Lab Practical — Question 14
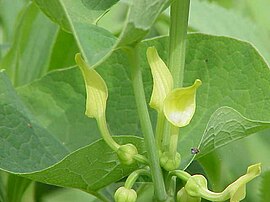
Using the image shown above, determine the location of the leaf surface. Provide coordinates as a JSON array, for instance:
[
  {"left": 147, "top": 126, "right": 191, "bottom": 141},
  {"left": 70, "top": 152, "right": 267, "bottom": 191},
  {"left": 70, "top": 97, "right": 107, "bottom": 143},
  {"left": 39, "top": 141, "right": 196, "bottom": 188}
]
[
  {"left": 0, "top": 69, "right": 145, "bottom": 192},
  {"left": 117, "top": 0, "right": 170, "bottom": 46},
  {"left": 34, "top": 0, "right": 117, "bottom": 66},
  {"left": 1, "top": 34, "right": 270, "bottom": 191},
  {"left": 196, "top": 107, "right": 270, "bottom": 158},
  {"left": 17, "top": 34, "right": 270, "bottom": 169},
  {"left": 189, "top": 0, "right": 270, "bottom": 64},
  {"left": 23, "top": 137, "right": 144, "bottom": 192},
  {"left": 0, "top": 3, "right": 58, "bottom": 86}
]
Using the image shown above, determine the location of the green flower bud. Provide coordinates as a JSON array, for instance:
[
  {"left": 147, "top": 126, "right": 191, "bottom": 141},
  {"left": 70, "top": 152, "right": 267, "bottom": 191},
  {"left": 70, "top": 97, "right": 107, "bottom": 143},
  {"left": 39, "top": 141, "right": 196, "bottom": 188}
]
[
  {"left": 177, "top": 188, "right": 201, "bottom": 202},
  {"left": 160, "top": 151, "right": 181, "bottom": 171},
  {"left": 75, "top": 53, "right": 108, "bottom": 119},
  {"left": 117, "top": 144, "right": 138, "bottom": 165},
  {"left": 185, "top": 175, "right": 208, "bottom": 197},
  {"left": 163, "top": 79, "right": 202, "bottom": 127},
  {"left": 114, "top": 187, "right": 137, "bottom": 202},
  {"left": 146, "top": 47, "right": 173, "bottom": 112}
]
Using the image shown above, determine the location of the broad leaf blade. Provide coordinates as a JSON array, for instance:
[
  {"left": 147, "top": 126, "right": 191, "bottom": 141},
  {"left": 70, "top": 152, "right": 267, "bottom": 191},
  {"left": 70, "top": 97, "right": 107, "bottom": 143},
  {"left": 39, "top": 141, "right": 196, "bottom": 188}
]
[
  {"left": 0, "top": 0, "right": 27, "bottom": 43},
  {"left": 17, "top": 67, "right": 101, "bottom": 152},
  {"left": 0, "top": 70, "right": 145, "bottom": 192},
  {"left": 48, "top": 29, "right": 79, "bottom": 70},
  {"left": 81, "top": 0, "right": 119, "bottom": 11},
  {"left": 19, "top": 34, "right": 270, "bottom": 169},
  {"left": 34, "top": 0, "right": 117, "bottom": 67},
  {"left": 34, "top": 0, "right": 116, "bottom": 32},
  {"left": 140, "top": 34, "right": 270, "bottom": 168},
  {"left": 118, "top": 0, "right": 170, "bottom": 46},
  {"left": 0, "top": 70, "right": 68, "bottom": 172},
  {"left": 23, "top": 137, "right": 145, "bottom": 192},
  {"left": 196, "top": 107, "right": 270, "bottom": 158},
  {"left": 189, "top": 0, "right": 270, "bottom": 64},
  {"left": 0, "top": 3, "right": 58, "bottom": 86}
]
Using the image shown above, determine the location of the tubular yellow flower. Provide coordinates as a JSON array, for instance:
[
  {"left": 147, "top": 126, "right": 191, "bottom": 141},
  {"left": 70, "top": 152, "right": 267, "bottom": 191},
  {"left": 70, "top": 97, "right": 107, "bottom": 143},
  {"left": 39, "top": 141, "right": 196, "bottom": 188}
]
[
  {"left": 184, "top": 163, "right": 261, "bottom": 202},
  {"left": 147, "top": 47, "right": 173, "bottom": 112},
  {"left": 75, "top": 53, "right": 108, "bottom": 119},
  {"left": 163, "top": 79, "right": 202, "bottom": 127}
]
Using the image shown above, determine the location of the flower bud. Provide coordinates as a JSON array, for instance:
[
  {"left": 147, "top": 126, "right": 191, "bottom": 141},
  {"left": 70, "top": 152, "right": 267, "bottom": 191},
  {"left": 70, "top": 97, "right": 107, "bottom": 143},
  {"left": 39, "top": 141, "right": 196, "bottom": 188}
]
[
  {"left": 117, "top": 144, "right": 138, "bottom": 165},
  {"left": 114, "top": 187, "right": 137, "bottom": 202},
  {"left": 185, "top": 175, "right": 208, "bottom": 197},
  {"left": 160, "top": 151, "right": 181, "bottom": 171},
  {"left": 177, "top": 188, "right": 201, "bottom": 202}
]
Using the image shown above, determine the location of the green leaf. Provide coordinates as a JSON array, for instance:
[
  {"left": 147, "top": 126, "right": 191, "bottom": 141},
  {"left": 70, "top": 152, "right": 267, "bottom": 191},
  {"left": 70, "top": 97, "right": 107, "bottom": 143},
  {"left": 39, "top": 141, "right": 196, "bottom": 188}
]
[
  {"left": 0, "top": 70, "right": 69, "bottom": 172},
  {"left": 18, "top": 34, "right": 270, "bottom": 170},
  {"left": 17, "top": 67, "right": 101, "bottom": 152},
  {"left": 34, "top": 0, "right": 114, "bottom": 32},
  {"left": 34, "top": 0, "right": 117, "bottom": 67},
  {"left": 259, "top": 170, "right": 270, "bottom": 202},
  {"left": 48, "top": 29, "right": 79, "bottom": 71},
  {"left": 23, "top": 136, "right": 144, "bottom": 192},
  {"left": 0, "top": 3, "right": 58, "bottom": 86},
  {"left": 1, "top": 33, "right": 270, "bottom": 192},
  {"left": 140, "top": 34, "right": 270, "bottom": 168},
  {"left": 244, "top": 0, "right": 270, "bottom": 32},
  {"left": 0, "top": 0, "right": 28, "bottom": 43},
  {"left": 196, "top": 107, "right": 270, "bottom": 158},
  {"left": 0, "top": 69, "right": 145, "bottom": 191},
  {"left": 189, "top": 0, "right": 270, "bottom": 64},
  {"left": 42, "top": 188, "right": 98, "bottom": 202},
  {"left": 81, "top": 0, "right": 119, "bottom": 11},
  {"left": 6, "top": 175, "right": 31, "bottom": 202},
  {"left": 118, "top": 0, "right": 170, "bottom": 46}
]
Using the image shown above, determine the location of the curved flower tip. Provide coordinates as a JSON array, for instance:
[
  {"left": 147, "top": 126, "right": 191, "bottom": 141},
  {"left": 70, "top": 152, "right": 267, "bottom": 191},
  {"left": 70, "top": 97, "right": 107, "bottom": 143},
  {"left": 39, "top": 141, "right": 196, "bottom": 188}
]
[
  {"left": 163, "top": 79, "right": 202, "bottom": 127},
  {"left": 146, "top": 46, "right": 173, "bottom": 112},
  {"left": 75, "top": 53, "right": 108, "bottom": 119},
  {"left": 229, "top": 163, "right": 261, "bottom": 202}
]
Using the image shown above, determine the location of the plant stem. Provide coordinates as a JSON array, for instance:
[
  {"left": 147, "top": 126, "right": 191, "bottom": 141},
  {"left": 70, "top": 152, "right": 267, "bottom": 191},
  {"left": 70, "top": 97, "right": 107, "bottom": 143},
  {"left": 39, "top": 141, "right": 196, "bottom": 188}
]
[
  {"left": 168, "top": 0, "right": 190, "bottom": 87},
  {"left": 97, "top": 116, "right": 120, "bottom": 151},
  {"left": 155, "top": 112, "right": 166, "bottom": 151},
  {"left": 127, "top": 46, "right": 167, "bottom": 201},
  {"left": 168, "top": 126, "right": 179, "bottom": 156},
  {"left": 163, "top": 0, "right": 190, "bottom": 154},
  {"left": 124, "top": 168, "right": 151, "bottom": 189}
]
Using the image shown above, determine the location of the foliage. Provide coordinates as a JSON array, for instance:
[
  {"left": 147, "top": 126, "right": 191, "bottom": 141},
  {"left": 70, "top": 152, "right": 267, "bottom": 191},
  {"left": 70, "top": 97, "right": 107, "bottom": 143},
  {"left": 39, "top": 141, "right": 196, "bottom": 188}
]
[{"left": 0, "top": 0, "right": 270, "bottom": 201}]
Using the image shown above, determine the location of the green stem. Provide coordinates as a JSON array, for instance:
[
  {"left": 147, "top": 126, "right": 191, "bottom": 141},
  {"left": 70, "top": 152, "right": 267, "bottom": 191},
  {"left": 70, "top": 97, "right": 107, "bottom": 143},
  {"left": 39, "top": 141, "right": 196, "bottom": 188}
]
[
  {"left": 134, "top": 154, "right": 149, "bottom": 164},
  {"left": 96, "top": 116, "right": 120, "bottom": 151},
  {"left": 168, "top": 126, "right": 179, "bottom": 157},
  {"left": 163, "top": 0, "right": 190, "bottom": 162},
  {"left": 155, "top": 112, "right": 166, "bottom": 151},
  {"left": 124, "top": 168, "right": 151, "bottom": 189},
  {"left": 169, "top": 170, "right": 191, "bottom": 182},
  {"left": 168, "top": 0, "right": 190, "bottom": 88},
  {"left": 127, "top": 46, "right": 167, "bottom": 201}
]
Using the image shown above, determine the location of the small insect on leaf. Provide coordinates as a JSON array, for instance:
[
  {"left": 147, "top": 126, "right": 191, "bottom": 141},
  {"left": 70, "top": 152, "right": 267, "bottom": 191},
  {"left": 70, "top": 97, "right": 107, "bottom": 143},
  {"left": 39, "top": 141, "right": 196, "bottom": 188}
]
[{"left": 191, "top": 147, "right": 200, "bottom": 154}]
